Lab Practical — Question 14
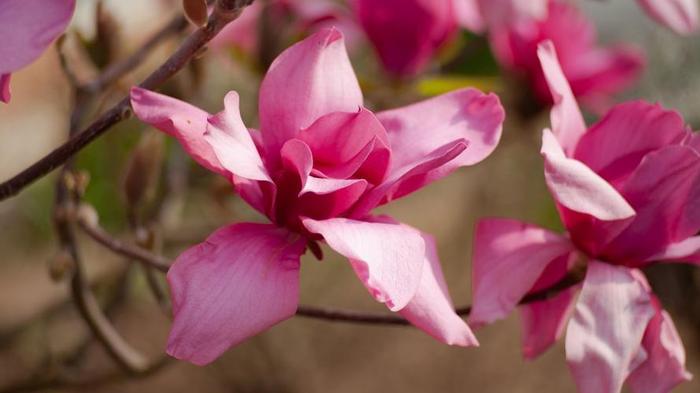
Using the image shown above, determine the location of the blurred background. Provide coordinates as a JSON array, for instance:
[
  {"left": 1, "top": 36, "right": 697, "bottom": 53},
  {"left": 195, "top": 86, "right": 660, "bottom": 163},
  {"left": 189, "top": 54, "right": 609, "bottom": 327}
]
[{"left": 0, "top": 0, "right": 699, "bottom": 392}]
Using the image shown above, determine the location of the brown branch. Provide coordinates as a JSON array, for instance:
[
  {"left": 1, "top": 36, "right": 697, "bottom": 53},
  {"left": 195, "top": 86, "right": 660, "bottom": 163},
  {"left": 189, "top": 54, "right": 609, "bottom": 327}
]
[
  {"left": 77, "top": 213, "right": 586, "bottom": 325},
  {"left": 0, "top": 0, "right": 256, "bottom": 201}
]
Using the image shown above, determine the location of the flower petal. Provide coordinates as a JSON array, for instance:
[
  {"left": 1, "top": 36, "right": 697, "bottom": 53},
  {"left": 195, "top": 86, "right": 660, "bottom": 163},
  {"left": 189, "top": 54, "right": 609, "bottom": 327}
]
[
  {"left": 537, "top": 40, "right": 586, "bottom": 154},
  {"left": 469, "top": 219, "right": 574, "bottom": 326},
  {"left": 602, "top": 145, "right": 700, "bottom": 263},
  {"left": 627, "top": 308, "right": 692, "bottom": 393},
  {"left": 302, "top": 217, "right": 425, "bottom": 311},
  {"left": 395, "top": 225, "right": 478, "bottom": 346},
  {"left": 0, "top": 0, "right": 75, "bottom": 74},
  {"left": 0, "top": 73, "right": 9, "bottom": 103},
  {"left": 520, "top": 286, "right": 578, "bottom": 360},
  {"left": 130, "top": 87, "right": 225, "bottom": 175},
  {"left": 565, "top": 262, "right": 655, "bottom": 393},
  {"left": 166, "top": 223, "right": 306, "bottom": 365},
  {"left": 573, "top": 102, "right": 689, "bottom": 185},
  {"left": 454, "top": 0, "right": 485, "bottom": 32},
  {"left": 298, "top": 177, "right": 368, "bottom": 219},
  {"left": 204, "top": 92, "right": 272, "bottom": 182},
  {"left": 651, "top": 236, "right": 700, "bottom": 266},
  {"left": 259, "top": 27, "right": 362, "bottom": 156},
  {"left": 637, "top": 0, "right": 699, "bottom": 35}
]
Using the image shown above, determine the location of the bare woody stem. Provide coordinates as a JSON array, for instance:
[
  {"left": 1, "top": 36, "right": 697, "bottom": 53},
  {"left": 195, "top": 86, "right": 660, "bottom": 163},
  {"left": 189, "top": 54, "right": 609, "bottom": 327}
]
[
  {"left": 76, "top": 208, "right": 585, "bottom": 326},
  {"left": 0, "top": 0, "right": 255, "bottom": 201}
]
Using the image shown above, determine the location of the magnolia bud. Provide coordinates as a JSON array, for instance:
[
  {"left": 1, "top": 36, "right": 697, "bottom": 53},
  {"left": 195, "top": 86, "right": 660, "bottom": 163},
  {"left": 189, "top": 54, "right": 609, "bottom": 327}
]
[
  {"left": 48, "top": 248, "right": 76, "bottom": 281},
  {"left": 183, "top": 0, "right": 209, "bottom": 27},
  {"left": 122, "top": 131, "right": 165, "bottom": 218}
]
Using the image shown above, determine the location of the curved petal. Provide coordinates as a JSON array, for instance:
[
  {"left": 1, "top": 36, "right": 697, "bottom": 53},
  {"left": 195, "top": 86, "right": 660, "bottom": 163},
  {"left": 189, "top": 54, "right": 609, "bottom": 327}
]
[
  {"left": 537, "top": 40, "right": 586, "bottom": 154},
  {"left": 259, "top": 28, "right": 362, "bottom": 156},
  {"left": 627, "top": 308, "right": 692, "bottom": 393},
  {"left": 302, "top": 217, "right": 425, "bottom": 311},
  {"left": 637, "top": 0, "right": 699, "bottom": 35},
  {"left": 396, "top": 226, "right": 478, "bottom": 346},
  {"left": 651, "top": 236, "right": 700, "bottom": 266},
  {"left": 454, "top": 0, "right": 485, "bottom": 32},
  {"left": 574, "top": 102, "right": 689, "bottom": 184},
  {"left": 130, "top": 87, "right": 224, "bottom": 176},
  {"left": 565, "top": 262, "right": 655, "bottom": 393},
  {"left": 0, "top": 0, "right": 75, "bottom": 74},
  {"left": 520, "top": 286, "right": 578, "bottom": 360},
  {"left": 298, "top": 177, "right": 367, "bottom": 219},
  {"left": 602, "top": 145, "right": 700, "bottom": 263},
  {"left": 469, "top": 219, "right": 575, "bottom": 326},
  {"left": 0, "top": 73, "right": 9, "bottom": 103},
  {"left": 542, "top": 129, "right": 635, "bottom": 221},
  {"left": 204, "top": 92, "right": 272, "bottom": 182},
  {"left": 166, "top": 223, "right": 306, "bottom": 365}
]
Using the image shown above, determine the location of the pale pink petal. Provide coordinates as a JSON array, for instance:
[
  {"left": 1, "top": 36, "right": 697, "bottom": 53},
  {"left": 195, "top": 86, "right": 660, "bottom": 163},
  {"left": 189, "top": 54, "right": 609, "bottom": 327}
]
[
  {"left": 651, "top": 236, "right": 700, "bottom": 266},
  {"left": 397, "top": 227, "right": 478, "bottom": 346},
  {"left": 204, "top": 92, "right": 272, "bottom": 182},
  {"left": 637, "top": 0, "right": 699, "bottom": 35},
  {"left": 573, "top": 102, "right": 688, "bottom": 185},
  {"left": 130, "top": 87, "right": 224, "bottom": 175},
  {"left": 478, "top": 0, "right": 549, "bottom": 28},
  {"left": 602, "top": 145, "right": 700, "bottom": 263},
  {"left": 166, "top": 223, "right": 306, "bottom": 365},
  {"left": 469, "top": 219, "right": 575, "bottom": 326},
  {"left": 259, "top": 28, "right": 362, "bottom": 156},
  {"left": 565, "top": 262, "right": 655, "bottom": 393},
  {"left": 0, "top": 73, "right": 9, "bottom": 103},
  {"left": 541, "top": 129, "right": 635, "bottom": 221},
  {"left": 537, "top": 40, "right": 586, "bottom": 154},
  {"left": 209, "top": 1, "right": 262, "bottom": 53},
  {"left": 297, "top": 108, "right": 389, "bottom": 182},
  {"left": 302, "top": 217, "right": 425, "bottom": 311},
  {"left": 454, "top": 0, "right": 485, "bottom": 32},
  {"left": 352, "top": 0, "right": 457, "bottom": 76},
  {"left": 628, "top": 308, "right": 692, "bottom": 393},
  {"left": 520, "top": 287, "right": 578, "bottom": 360},
  {"left": 0, "top": 0, "right": 75, "bottom": 74}
]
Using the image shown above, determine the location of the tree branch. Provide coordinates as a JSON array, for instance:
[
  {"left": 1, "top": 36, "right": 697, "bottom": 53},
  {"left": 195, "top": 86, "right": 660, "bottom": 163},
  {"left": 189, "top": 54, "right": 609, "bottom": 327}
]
[{"left": 0, "top": 1, "right": 256, "bottom": 201}]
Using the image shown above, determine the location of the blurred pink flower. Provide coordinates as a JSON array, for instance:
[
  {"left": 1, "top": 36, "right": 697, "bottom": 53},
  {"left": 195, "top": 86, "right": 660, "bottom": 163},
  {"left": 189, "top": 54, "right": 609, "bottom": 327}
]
[
  {"left": 637, "top": 0, "right": 699, "bottom": 34},
  {"left": 489, "top": 0, "right": 644, "bottom": 111},
  {"left": 0, "top": 0, "right": 75, "bottom": 103},
  {"left": 131, "top": 28, "right": 505, "bottom": 365},
  {"left": 459, "top": 0, "right": 549, "bottom": 32},
  {"left": 470, "top": 40, "right": 698, "bottom": 393}
]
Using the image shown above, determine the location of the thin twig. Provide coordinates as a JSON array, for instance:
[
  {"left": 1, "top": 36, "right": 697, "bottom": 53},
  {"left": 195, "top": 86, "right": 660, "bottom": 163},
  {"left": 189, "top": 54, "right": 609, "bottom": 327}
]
[
  {"left": 77, "top": 213, "right": 585, "bottom": 325},
  {"left": 0, "top": 0, "right": 256, "bottom": 201}
]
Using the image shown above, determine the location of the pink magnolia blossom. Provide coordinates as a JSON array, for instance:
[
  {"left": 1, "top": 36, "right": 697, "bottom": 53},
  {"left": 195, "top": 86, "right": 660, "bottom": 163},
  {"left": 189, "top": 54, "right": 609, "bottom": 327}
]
[
  {"left": 489, "top": 0, "right": 644, "bottom": 111},
  {"left": 469, "top": 40, "right": 698, "bottom": 393},
  {"left": 637, "top": 0, "right": 699, "bottom": 35},
  {"left": 0, "top": 0, "right": 75, "bottom": 103},
  {"left": 459, "top": 0, "right": 549, "bottom": 32},
  {"left": 130, "top": 28, "right": 505, "bottom": 365}
]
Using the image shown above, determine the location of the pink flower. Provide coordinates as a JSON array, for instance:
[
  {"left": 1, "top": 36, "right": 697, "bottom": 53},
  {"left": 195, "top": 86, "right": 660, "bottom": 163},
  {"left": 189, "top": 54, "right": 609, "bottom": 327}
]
[
  {"left": 489, "top": 0, "right": 644, "bottom": 111},
  {"left": 637, "top": 0, "right": 699, "bottom": 35},
  {"left": 460, "top": 0, "right": 549, "bottom": 32},
  {"left": 470, "top": 40, "right": 698, "bottom": 393},
  {"left": 130, "top": 28, "right": 505, "bottom": 365},
  {"left": 0, "top": 0, "right": 75, "bottom": 103},
  {"left": 351, "top": 0, "right": 462, "bottom": 77}
]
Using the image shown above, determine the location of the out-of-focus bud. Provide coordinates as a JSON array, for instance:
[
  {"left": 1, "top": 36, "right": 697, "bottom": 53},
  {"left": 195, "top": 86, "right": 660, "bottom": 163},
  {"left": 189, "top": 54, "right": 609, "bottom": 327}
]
[
  {"left": 183, "top": 0, "right": 209, "bottom": 27},
  {"left": 48, "top": 248, "right": 76, "bottom": 281},
  {"left": 77, "top": 203, "right": 99, "bottom": 228},
  {"left": 122, "top": 131, "right": 165, "bottom": 222}
]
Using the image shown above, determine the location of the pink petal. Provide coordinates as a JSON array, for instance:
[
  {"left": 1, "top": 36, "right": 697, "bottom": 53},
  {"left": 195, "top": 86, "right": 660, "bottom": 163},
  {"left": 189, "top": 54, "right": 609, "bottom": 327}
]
[
  {"left": 651, "top": 236, "right": 700, "bottom": 266},
  {"left": 627, "top": 308, "right": 692, "bottom": 393},
  {"left": 302, "top": 217, "right": 425, "bottom": 311},
  {"left": 0, "top": 0, "right": 75, "bottom": 74},
  {"left": 469, "top": 219, "right": 574, "bottom": 326},
  {"left": 537, "top": 40, "right": 586, "bottom": 154},
  {"left": 565, "top": 262, "right": 655, "bottom": 393},
  {"left": 298, "top": 177, "right": 368, "bottom": 219},
  {"left": 396, "top": 226, "right": 478, "bottom": 346},
  {"left": 259, "top": 28, "right": 362, "bottom": 156},
  {"left": 297, "top": 108, "right": 389, "bottom": 182},
  {"left": 573, "top": 102, "right": 689, "bottom": 185},
  {"left": 454, "top": 0, "right": 485, "bottom": 32},
  {"left": 602, "top": 145, "right": 700, "bottom": 263},
  {"left": 166, "top": 223, "right": 306, "bottom": 365},
  {"left": 520, "top": 287, "right": 578, "bottom": 360},
  {"left": 352, "top": 0, "right": 457, "bottom": 76},
  {"left": 541, "top": 129, "right": 635, "bottom": 221},
  {"left": 204, "top": 92, "right": 272, "bottom": 182},
  {"left": 130, "top": 87, "right": 225, "bottom": 176},
  {"left": 637, "top": 0, "right": 699, "bottom": 35},
  {"left": 0, "top": 73, "right": 9, "bottom": 103}
]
